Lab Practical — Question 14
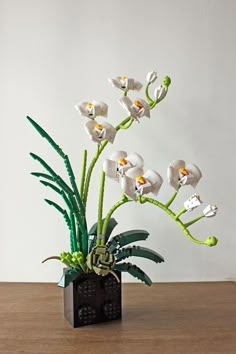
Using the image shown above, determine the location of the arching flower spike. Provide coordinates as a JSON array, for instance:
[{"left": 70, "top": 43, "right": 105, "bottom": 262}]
[
  {"left": 167, "top": 159, "right": 202, "bottom": 191},
  {"left": 108, "top": 76, "right": 142, "bottom": 92},
  {"left": 75, "top": 101, "right": 108, "bottom": 120},
  {"left": 119, "top": 97, "right": 150, "bottom": 121},
  {"left": 121, "top": 168, "right": 163, "bottom": 200},
  {"left": 103, "top": 151, "right": 144, "bottom": 182},
  {"left": 84, "top": 120, "right": 116, "bottom": 145}
]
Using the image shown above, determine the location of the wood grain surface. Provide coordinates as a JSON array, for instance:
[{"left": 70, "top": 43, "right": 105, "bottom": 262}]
[{"left": 0, "top": 282, "right": 236, "bottom": 354}]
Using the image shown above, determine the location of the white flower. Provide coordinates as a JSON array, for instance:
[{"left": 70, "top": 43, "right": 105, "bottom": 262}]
[
  {"left": 167, "top": 160, "right": 202, "bottom": 191},
  {"left": 146, "top": 71, "right": 158, "bottom": 84},
  {"left": 121, "top": 168, "right": 163, "bottom": 200},
  {"left": 203, "top": 205, "right": 218, "bottom": 218},
  {"left": 108, "top": 76, "right": 142, "bottom": 92},
  {"left": 103, "top": 151, "right": 144, "bottom": 182},
  {"left": 154, "top": 85, "right": 167, "bottom": 100},
  {"left": 184, "top": 194, "right": 203, "bottom": 211},
  {"left": 84, "top": 120, "right": 116, "bottom": 145},
  {"left": 75, "top": 101, "right": 108, "bottom": 120},
  {"left": 119, "top": 97, "right": 150, "bottom": 121}
]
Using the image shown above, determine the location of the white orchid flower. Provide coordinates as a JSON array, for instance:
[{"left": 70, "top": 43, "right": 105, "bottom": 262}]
[
  {"left": 121, "top": 168, "right": 163, "bottom": 200},
  {"left": 184, "top": 194, "right": 202, "bottom": 211},
  {"left": 103, "top": 151, "right": 144, "bottom": 182},
  {"left": 167, "top": 159, "right": 202, "bottom": 191},
  {"left": 203, "top": 205, "right": 218, "bottom": 218},
  {"left": 146, "top": 71, "right": 158, "bottom": 84},
  {"left": 119, "top": 97, "right": 150, "bottom": 121},
  {"left": 108, "top": 76, "right": 142, "bottom": 92},
  {"left": 84, "top": 120, "right": 116, "bottom": 145},
  {"left": 75, "top": 101, "right": 108, "bottom": 120}
]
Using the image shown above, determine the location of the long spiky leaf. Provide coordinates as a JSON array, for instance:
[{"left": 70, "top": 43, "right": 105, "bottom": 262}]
[{"left": 27, "top": 116, "right": 66, "bottom": 158}]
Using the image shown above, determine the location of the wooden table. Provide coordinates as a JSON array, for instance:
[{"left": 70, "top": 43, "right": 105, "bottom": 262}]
[{"left": 0, "top": 282, "right": 236, "bottom": 354}]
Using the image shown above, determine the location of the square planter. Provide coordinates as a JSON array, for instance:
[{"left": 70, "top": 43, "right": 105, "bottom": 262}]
[{"left": 64, "top": 271, "right": 122, "bottom": 327}]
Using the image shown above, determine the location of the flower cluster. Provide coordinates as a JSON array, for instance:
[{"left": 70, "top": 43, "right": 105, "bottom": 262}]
[{"left": 103, "top": 151, "right": 163, "bottom": 200}]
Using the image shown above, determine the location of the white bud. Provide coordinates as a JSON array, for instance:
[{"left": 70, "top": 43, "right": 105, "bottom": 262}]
[
  {"left": 146, "top": 71, "right": 158, "bottom": 84},
  {"left": 184, "top": 194, "right": 202, "bottom": 211},
  {"left": 203, "top": 204, "right": 218, "bottom": 217}
]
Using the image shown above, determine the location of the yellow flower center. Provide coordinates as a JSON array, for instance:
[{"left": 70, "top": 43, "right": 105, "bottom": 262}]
[
  {"left": 134, "top": 100, "right": 143, "bottom": 109},
  {"left": 136, "top": 176, "right": 146, "bottom": 184},
  {"left": 120, "top": 76, "right": 127, "bottom": 81},
  {"left": 95, "top": 124, "right": 103, "bottom": 131},
  {"left": 118, "top": 157, "right": 127, "bottom": 166},
  {"left": 179, "top": 167, "right": 189, "bottom": 176},
  {"left": 86, "top": 102, "right": 93, "bottom": 108}
]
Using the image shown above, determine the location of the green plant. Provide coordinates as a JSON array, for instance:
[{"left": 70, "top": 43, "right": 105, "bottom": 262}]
[{"left": 27, "top": 72, "right": 218, "bottom": 287}]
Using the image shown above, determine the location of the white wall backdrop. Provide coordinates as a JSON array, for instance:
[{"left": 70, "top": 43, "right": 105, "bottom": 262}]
[{"left": 1, "top": 0, "right": 235, "bottom": 283}]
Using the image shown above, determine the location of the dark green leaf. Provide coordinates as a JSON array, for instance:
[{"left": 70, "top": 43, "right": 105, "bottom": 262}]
[
  {"left": 115, "top": 246, "right": 164, "bottom": 263},
  {"left": 114, "top": 262, "right": 152, "bottom": 286},
  {"left": 58, "top": 268, "right": 81, "bottom": 288},
  {"left": 108, "top": 230, "right": 149, "bottom": 253}
]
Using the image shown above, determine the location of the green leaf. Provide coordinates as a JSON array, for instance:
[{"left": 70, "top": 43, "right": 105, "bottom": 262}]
[
  {"left": 58, "top": 268, "right": 81, "bottom": 288},
  {"left": 114, "top": 262, "right": 152, "bottom": 286},
  {"left": 115, "top": 246, "right": 164, "bottom": 263},
  {"left": 27, "top": 116, "right": 66, "bottom": 158},
  {"left": 108, "top": 230, "right": 149, "bottom": 253}
]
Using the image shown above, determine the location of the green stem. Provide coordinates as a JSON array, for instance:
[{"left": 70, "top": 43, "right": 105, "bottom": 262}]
[
  {"left": 184, "top": 215, "right": 205, "bottom": 228},
  {"left": 97, "top": 170, "right": 106, "bottom": 237},
  {"left": 80, "top": 150, "right": 87, "bottom": 197},
  {"left": 82, "top": 115, "right": 132, "bottom": 207},
  {"left": 165, "top": 187, "right": 180, "bottom": 207},
  {"left": 119, "top": 118, "right": 134, "bottom": 129},
  {"left": 139, "top": 196, "right": 206, "bottom": 245},
  {"left": 145, "top": 83, "right": 153, "bottom": 104},
  {"left": 175, "top": 208, "right": 187, "bottom": 220},
  {"left": 102, "top": 195, "right": 132, "bottom": 237}
]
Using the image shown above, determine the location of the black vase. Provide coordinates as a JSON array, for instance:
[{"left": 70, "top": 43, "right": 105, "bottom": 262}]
[{"left": 64, "top": 271, "right": 122, "bottom": 327}]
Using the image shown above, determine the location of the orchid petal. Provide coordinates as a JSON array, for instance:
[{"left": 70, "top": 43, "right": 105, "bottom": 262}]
[
  {"left": 167, "top": 166, "right": 180, "bottom": 191},
  {"left": 186, "top": 163, "right": 202, "bottom": 188},
  {"left": 144, "top": 169, "right": 163, "bottom": 195},
  {"left": 170, "top": 160, "right": 186, "bottom": 170},
  {"left": 126, "top": 153, "right": 144, "bottom": 168},
  {"left": 126, "top": 167, "right": 144, "bottom": 179},
  {"left": 103, "top": 159, "right": 119, "bottom": 182},
  {"left": 109, "top": 150, "right": 127, "bottom": 162},
  {"left": 121, "top": 176, "right": 136, "bottom": 200},
  {"left": 119, "top": 96, "right": 133, "bottom": 114}
]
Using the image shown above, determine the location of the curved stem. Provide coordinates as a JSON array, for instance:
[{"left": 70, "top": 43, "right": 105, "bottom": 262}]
[
  {"left": 165, "top": 187, "right": 180, "bottom": 207},
  {"left": 82, "top": 115, "right": 133, "bottom": 207},
  {"left": 119, "top": 118, "right": 134, "bottom": 129},
  {"left": 184, "top": 215, "right": 205, "bottom": 228},
  {"left": 139, "top": 196, "right": 207, "bottom": 245},
  {"left": 145, "top": 83, "right": 153, "bottom": 104},
  {"left": 102, "top": 195, "right": 132, "bottom": 238},
  {"left": 97, "top": 170, "right": 106, "bottom": 236}
]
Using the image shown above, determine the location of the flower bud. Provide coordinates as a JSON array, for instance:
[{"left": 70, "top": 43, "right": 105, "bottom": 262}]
[
  {"left": 205, "top": 236, "right": 218, "bottom": 247},
  {"left": 203, "top": 205, "right": 218, "bottom": 217},
  {"left": 146, "top": 71, "right": 158, "bottom": 84},
  {"left": 162, "top": 76, "right": 171, "bottom": 88},
  {"left": 184, "top": 194, "right": 202, "bottom": 211}
]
